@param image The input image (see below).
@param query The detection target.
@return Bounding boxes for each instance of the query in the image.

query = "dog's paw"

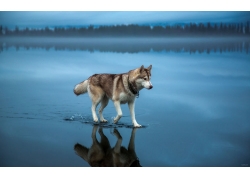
[113,114,122,124]
[93,119,99,123]
[113,117,119,124]
[133,123,142,128]
[100,119,108,123]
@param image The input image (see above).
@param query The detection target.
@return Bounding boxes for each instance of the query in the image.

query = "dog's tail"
[74,80,89,96]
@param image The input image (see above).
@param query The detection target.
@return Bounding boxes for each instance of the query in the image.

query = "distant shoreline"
[1,36,249,54]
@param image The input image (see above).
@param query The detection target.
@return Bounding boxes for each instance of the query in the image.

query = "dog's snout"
[149,85,153,89]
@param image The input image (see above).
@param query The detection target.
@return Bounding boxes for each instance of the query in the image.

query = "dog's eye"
[143,78,147,80]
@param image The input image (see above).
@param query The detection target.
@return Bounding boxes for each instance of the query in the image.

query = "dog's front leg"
[113,101,122,124]
[128,100,141,127]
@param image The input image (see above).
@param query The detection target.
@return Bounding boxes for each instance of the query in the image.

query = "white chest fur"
[119,92,134,104]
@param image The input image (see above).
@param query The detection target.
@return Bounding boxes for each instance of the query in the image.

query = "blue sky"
[0,11,250,29]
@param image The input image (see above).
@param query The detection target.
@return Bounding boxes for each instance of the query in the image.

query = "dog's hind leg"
[88,85,104,123]
[99,95,109,123]
[91,101,101,123]
[113,101,123,124]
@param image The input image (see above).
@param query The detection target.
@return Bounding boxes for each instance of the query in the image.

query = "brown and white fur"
[73,65,153,127]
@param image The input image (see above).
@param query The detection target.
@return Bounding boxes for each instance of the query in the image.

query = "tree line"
[0,22,250,37]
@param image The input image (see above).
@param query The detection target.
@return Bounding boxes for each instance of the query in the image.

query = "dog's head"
[129,65,153,90]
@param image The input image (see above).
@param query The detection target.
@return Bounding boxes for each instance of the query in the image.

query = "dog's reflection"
[74,125,141,167]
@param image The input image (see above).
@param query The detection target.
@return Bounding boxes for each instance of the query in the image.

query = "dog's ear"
[139,65,144,73]
[148,65,152,71]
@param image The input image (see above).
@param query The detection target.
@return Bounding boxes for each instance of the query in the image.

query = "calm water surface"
[0,38,250,167]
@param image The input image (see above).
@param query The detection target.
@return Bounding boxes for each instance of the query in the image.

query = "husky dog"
[73,65,153,127]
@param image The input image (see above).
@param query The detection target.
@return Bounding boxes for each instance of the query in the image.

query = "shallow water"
[0,38,250,167]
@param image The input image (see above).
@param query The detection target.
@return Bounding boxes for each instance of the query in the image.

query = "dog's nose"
[149,85,153,89]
